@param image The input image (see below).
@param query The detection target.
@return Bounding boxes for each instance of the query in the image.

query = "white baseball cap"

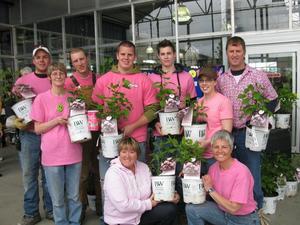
[32,46,51,57]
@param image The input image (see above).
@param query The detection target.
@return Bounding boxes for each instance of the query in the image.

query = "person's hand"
[171,192,180,204]
[122,124,136,137]
[55,116,68,125]
[150,193,159,208]
[202,175,213,192]
[155,122,163,135]
[14,117,27,130]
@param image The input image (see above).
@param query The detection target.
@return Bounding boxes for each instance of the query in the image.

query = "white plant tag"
[181,107,193,127]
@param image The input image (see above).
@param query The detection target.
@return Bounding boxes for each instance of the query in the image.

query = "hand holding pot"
[170,192,180,204]
[150,193,159,207]
[14,117,27,130]
[55,116,68,126]
[202,174,213,192]
[155,122,163,135]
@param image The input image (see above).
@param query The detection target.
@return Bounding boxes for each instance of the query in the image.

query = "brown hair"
[47,62,67,77]
[157,39,176,54]
[118,137,140,157]
[116,41,136,54]
[70,48,87,58]
[198,67,218,81]
[226,36,246,53]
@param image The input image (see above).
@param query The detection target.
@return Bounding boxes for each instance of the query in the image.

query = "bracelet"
[207,187,215,194]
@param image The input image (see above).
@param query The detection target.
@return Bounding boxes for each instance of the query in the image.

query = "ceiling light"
[173,3,192,25]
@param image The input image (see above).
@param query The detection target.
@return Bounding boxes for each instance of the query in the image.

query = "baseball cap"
[32,46,51,57]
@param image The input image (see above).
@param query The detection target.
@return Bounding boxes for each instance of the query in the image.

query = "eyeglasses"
[198,79,214,84]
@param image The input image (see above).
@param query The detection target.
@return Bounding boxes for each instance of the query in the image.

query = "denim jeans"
[44,163,82,225]
[19,131,52,217]
[233,129,264,209]
[186,201,260,225]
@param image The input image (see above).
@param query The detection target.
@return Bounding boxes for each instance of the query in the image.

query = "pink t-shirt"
[92,71,158,142]
[30,90,82,166]
[14,72,51,95]
[149,71,197,136]
[208,159,257,215]
[64,71,98,91]
[198,93,233,158]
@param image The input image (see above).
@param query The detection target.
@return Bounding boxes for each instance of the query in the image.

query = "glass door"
[246,45,300,153]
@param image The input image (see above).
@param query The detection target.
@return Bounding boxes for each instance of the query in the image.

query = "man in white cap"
[13,46,53,225]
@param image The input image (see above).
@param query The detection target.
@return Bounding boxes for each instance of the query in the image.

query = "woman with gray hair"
[185,130,259,225]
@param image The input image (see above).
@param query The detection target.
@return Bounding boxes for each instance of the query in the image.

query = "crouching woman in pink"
[103,137,179,225]
[30,62,82,225]
[186,130,259,225]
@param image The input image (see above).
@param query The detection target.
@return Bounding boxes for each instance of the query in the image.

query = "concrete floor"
[0,145,299,225]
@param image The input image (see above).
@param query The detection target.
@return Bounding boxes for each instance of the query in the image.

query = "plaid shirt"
[216,64,278,129]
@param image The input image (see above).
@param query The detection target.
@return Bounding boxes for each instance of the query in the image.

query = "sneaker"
[18,215,41,225]
[45,212,54,221]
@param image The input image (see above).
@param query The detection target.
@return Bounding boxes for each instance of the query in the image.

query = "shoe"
[18,215,41,225]
[45,212,54,221]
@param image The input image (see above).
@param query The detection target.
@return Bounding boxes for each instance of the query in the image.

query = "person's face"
[116,46,136,72]
[32,50,51,73]
[212,139,232,163]
[49,69,66,87]
[226,44,245,70]
[199,77,216,95]
[158,46,176,68]
[71,51,89,74]
[119,146,138,170]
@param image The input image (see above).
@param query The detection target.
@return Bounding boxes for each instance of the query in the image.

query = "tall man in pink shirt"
[92,40,159,191]
[14,46,53,225]
[216,36,278,209]
[64,48,101,222]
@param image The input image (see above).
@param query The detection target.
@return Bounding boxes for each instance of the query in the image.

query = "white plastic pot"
[245,126,270,151]
[68,114,92,143]
[87,194,96,211]
[285,181,298,197]
[11,99,32,124]
[263,195,278,214]
[182,178,206,204]
[100,134,123,158]
[159,112,181,135]
[275,114,290,129]
[183,124,206,142]
[276,185,286,200]
[151,175,175,201]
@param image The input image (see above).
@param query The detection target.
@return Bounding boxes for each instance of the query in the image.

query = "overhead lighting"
[146,45,154,54]
[173,3,192,25]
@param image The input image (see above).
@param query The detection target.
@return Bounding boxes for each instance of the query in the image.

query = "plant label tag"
[20,90,36,99]
[160,159,176,176]
[70,109,86,117]
[181,107,193,127]
[101,118,118,137]
[183,161,201,179]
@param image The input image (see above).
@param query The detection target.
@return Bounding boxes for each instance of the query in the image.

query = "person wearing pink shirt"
[216,36,278,209]
[31,62,82,225]
[104,137,179,225]
[65,48,101,221]
[196,67,233,174]
[186,130,259,225]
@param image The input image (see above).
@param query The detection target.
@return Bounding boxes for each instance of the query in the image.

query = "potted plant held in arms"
[153,77,181,135]
[238,84,273,151]
[275,87,298,129]
[174,137,206,204]
[182,96,207,142]
[95,78,132,158]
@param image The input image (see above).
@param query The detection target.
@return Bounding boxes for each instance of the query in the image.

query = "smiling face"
[212,138,233,164]
[226,43,245,71]
[116,46,136,73]
[33,50,51,73]
[119,146,138,171]
[199,77,216,96]
[49,69,66,88]
[71,50,89,76]
[158,46,176,69]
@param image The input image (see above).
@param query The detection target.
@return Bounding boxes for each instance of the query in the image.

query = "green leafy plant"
[273,153,297,182]
[99,57,114,75]
[238,84,273,118]
[95,78,132,120]
[277,87,298,114]
[0,69,19,104]
[152,77,179,110]
[262,154,279,197]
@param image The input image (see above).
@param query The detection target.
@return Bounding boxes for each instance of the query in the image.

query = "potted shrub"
[153,77,181,135]
[275,87,298,129]
[95,78,132,158]
[238,84,273,151]
[262,154,279,215]
[182,96,207,142]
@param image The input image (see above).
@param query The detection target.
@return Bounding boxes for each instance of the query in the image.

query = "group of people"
[10,36,277,225]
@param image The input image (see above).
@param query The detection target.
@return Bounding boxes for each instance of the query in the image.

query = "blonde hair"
[118,137,140,157]
[47,62,67,77]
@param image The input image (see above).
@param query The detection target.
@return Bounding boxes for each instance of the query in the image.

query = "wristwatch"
[207,187,215,194]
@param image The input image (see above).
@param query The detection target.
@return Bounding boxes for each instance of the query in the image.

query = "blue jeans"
[186,201,260,225]
[233,129,263,209]
[44,163,82,225]
[19,131,52,217]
